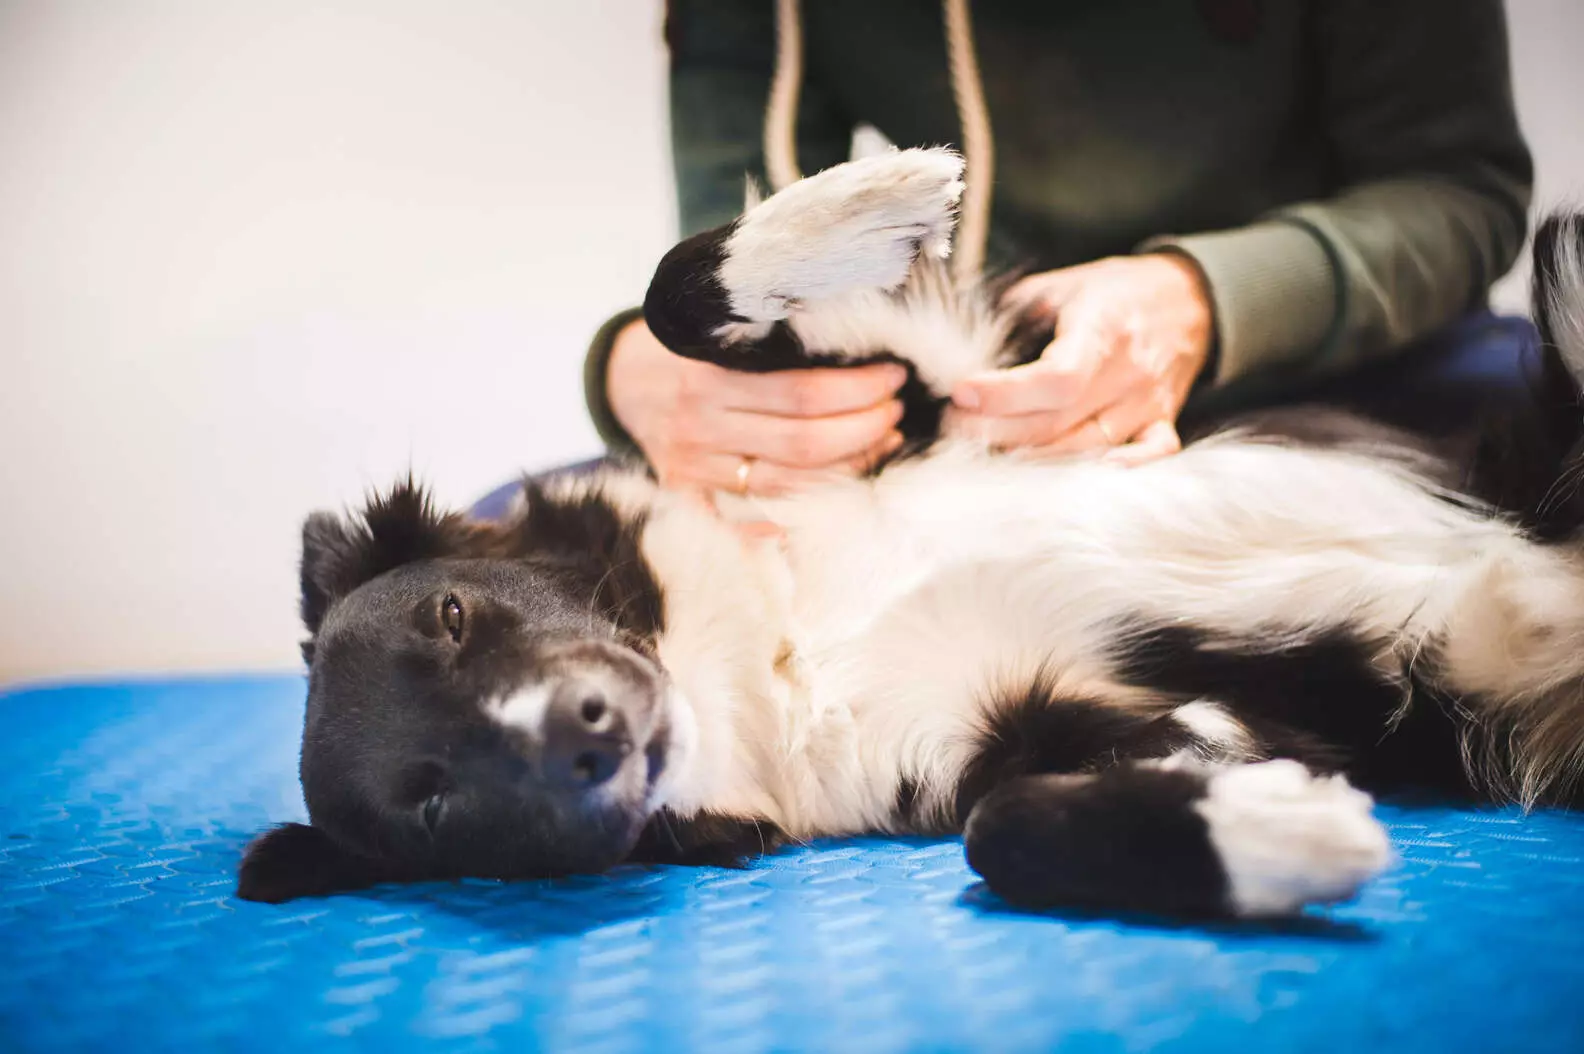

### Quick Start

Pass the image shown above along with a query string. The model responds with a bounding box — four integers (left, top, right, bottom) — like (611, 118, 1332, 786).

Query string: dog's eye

(421, 792, 446, 833)
(441, 594, 465, 643)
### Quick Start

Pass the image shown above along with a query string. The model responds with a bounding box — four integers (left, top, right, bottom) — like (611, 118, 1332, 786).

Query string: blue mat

(2, 676, 1582, 1052)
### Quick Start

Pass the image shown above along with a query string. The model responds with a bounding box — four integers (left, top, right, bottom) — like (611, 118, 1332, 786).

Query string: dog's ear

(300, 511, 361, 640)
(300, 478, 479, 638)
(236, 823, 401, 903)
(512, 478, 638, 565)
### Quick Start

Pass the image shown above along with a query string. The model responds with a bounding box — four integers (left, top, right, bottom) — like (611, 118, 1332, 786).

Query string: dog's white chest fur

(638, 435, 1553, 838)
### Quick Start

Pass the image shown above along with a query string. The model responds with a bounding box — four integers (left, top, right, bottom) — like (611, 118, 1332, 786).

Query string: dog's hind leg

(642, 149, 968, 372)
(963, 756, 1391, 919)
(951, 684, 1391, 919)
(642, 149, 1002, 444)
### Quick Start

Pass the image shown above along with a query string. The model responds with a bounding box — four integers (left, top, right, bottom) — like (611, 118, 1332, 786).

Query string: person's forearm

(582, 308, 647, 457)
(1145, 172, 1528, 386)
(1143, 0, 1530, 386)
(1272, 175, 1529, 372)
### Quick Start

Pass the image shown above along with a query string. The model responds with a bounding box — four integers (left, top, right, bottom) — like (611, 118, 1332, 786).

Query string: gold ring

(735, 457, 754, 495)
(1094, 415, 1118, 446)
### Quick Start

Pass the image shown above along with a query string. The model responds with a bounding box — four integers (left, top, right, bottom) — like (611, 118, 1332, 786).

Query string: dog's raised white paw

(718, 148, 965, 323)
(1195, 760, 1393, 917)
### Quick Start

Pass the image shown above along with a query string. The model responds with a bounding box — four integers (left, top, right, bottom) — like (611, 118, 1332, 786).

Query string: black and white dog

(240, 150, 1584, 920)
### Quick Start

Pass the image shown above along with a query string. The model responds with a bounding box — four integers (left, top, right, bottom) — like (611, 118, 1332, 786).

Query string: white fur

(599, 159, 1584, 911)
(633, 164, 1584, 849)
(634, 430, 1584, 839)
(715, 147, 1003, 395)
(637, 495, 796, 824)
(786, 262, 1012, 395)
(1174, 702, 1257, 761)
(1193, 760, 1393, 917)
(712, 319, 777, 346)
(718, 148, 964, 324)
(488, 685, 552, 736)
(540, 468, 658, 522)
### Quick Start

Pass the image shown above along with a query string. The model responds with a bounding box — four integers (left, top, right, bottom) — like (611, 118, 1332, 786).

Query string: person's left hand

(946, 253, 1214, 465)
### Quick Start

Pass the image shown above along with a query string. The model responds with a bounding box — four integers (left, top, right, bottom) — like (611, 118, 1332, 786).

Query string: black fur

(641, 220, 949, 450)
(893, 776, 929, 830)
(1525, 213, 1584, 535)
(629, 810, 786, 868)
(240, 477, 673, 904)
(955, 684, 1198, 825)
(1532, 214, 1584, 369)
(643, 222, 826, 374)
(641, 224, 740, 362)
(299, 479, 479, 648)
(1110, 625, 1482, 799)
(964, 767, 1229, 917)
(238, 823, 407, 904)
(514, 478, 665, 645)
(644, 211, 1584, 537)
(244, 204, 1584, 916)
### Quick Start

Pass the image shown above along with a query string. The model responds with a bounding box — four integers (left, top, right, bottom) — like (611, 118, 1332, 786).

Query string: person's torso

(802, 0, 1329, 271)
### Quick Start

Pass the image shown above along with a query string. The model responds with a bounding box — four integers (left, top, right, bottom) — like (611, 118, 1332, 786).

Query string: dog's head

(237, 477, 677, 903)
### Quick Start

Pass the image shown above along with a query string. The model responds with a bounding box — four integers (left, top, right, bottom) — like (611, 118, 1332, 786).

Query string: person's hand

(946, 254, 1214, 465)
(606, 320, 907, 497)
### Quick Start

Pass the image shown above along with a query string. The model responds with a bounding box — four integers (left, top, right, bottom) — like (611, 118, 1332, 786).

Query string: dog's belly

(776, 436, 1499, 651)
(746, 437, 1524, 836)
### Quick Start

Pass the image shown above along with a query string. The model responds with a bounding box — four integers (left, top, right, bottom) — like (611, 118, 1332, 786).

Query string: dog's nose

(541, 684, 633, 789)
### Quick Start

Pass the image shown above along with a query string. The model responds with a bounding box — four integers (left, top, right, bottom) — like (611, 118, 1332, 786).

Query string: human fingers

(1032, 389, 1166, 457)
(714, 398, 904, 470)
(1102, 419, 1184, 467)
(717, 362, 909, 418)
(664, 431, 905, 497)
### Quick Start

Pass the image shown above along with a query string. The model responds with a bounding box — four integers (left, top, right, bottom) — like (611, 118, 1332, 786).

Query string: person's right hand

(607, 320, 907, 497)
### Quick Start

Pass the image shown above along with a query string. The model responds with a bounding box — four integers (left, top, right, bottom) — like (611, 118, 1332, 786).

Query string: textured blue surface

(2, 676, 1582, 1053)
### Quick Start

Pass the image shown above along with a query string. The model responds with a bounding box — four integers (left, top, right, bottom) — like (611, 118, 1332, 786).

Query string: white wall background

(1491, 0, 1584, 313)
(0, 1, 1580, 685)
(0, 1, 675, 682)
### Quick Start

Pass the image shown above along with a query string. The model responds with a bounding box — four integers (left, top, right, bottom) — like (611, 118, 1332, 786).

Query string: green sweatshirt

(586, 0, 1532, 450)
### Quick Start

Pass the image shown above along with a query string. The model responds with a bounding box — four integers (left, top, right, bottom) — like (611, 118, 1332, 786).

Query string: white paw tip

(1198, 761, 1394, 918)
(901, 146, 967, 179)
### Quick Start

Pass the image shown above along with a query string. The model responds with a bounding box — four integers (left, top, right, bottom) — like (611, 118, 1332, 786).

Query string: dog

(238, 149, 1584, 920)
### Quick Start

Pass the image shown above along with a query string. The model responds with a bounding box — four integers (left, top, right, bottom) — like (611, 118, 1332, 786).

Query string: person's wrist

(607, 319, 656, 440)
(1149, 251, 1217, 383)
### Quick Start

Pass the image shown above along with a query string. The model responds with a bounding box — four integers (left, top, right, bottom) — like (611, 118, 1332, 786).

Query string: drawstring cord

(941, 0, 994, 286)
(763, 0, 994, 287)
(764, 0, 805, 192)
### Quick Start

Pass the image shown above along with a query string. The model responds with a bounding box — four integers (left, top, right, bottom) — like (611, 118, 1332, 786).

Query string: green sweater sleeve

(582, 306, 646, 456)
(1145, 0, 1532, 386)
(583, 1, 856, 453)
(666, 0, 855, 237)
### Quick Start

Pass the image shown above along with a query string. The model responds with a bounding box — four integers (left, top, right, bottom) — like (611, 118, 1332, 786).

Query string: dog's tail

(1429, 213, 1584, 808)
(1528, 213, 1584, 532)
(1534, 212, 1584, 383)
(1459, 212, 1584, 539)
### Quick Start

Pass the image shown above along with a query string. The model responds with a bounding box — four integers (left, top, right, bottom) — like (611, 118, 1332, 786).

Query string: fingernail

(884, 364, 909, 387)
(953, 387, 980, 410)
(885, 430, 905, 453)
